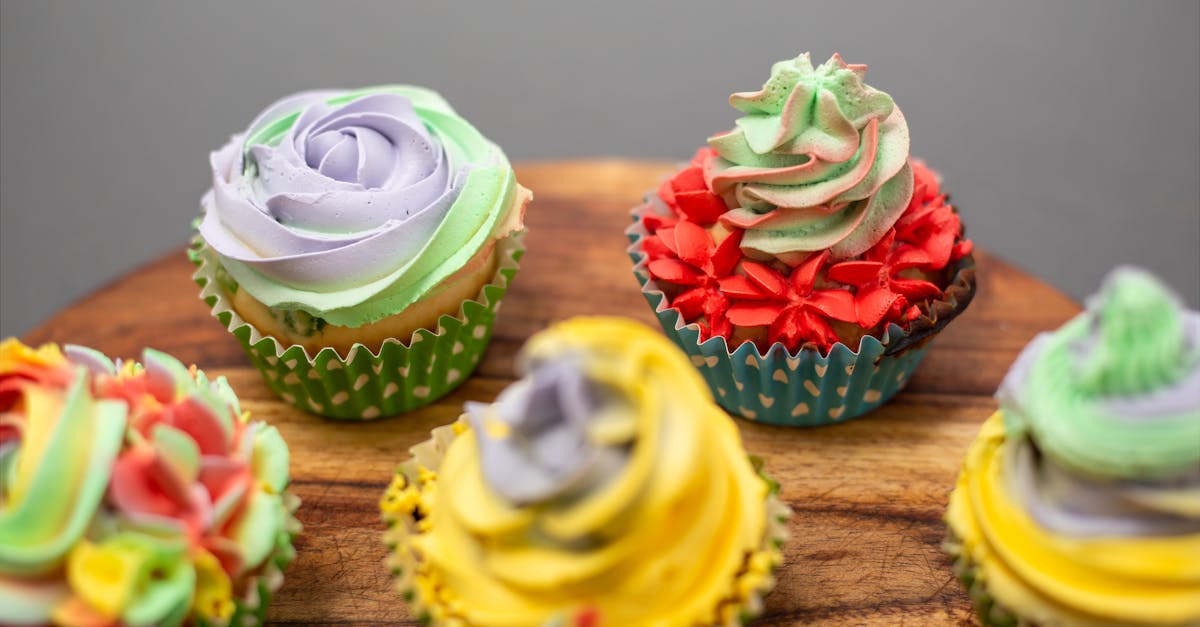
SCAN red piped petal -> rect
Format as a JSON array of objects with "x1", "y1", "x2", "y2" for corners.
[
  {"x1": 742, "y1": 261, "x2": 788, "y2": 297},
  {"x1": 647, "y1": 259, "x2": 705, "y2": 286},
  {"x1": 863, "y1": 230, "x2": 896, "y2": 263},
  {"x1": 791, "y1": 250, "x2": 830, "y2": 293},
  {"x1": 891, "y1": 277, "x2": 943, "y2": 302},
  {"x1": 641, "y1": 212, "x2": 677, "y2": 233},
  {"x1": 710, "y1": 230, "x2": 744, "y2": 278},
  {"x1": 670, "y1": 167, "x2": 708, "y2": 194},
  {"x1": 657, "y1": 177, "x2": 676, "y2": 208},
  {"x1": 768, "y1": 308, "x2": 809, "y2": 348},
  {"x1": 807, "y1": 289, "x2": 857, "y2": 322},
  {"x1": 718, "y1": 275, "x2": 768, "y2": 300},
  {"x1": 672, "y1": 220, "x2": 714, "y2": 270},
  {"x1": 799, "y1": 309, "x2": 841, "y2": 350},
  {"x1": 672, "y1": 288, "x2": 708, "y2": 320},
  {"x1": 727, "y1": 302, "x2": 784, "y2": 327},
  {"x1": 673, "y1": 190, "x2": 728, "y2": 226},
  {"x1": 657, "y1": 226, "x2": 679, "y2": 256},
  {"x1": 891, "y1": 245, "x2": 930, "y2": 270},
  {"x1": 641, "y1": 235, "x2": 673, "y2": 261},
  {"x1": 828, "y1": 260, "x2": 884, "y2": 285},
  {"x1": 855, "y1": 285, "x2": 904, "y2": 328}
]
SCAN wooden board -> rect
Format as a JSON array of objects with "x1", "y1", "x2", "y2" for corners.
[{"x1": 23, "y1": 160, "x2": 1081, "y2": 625}]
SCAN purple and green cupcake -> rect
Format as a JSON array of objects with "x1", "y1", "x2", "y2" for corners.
[{"x1": 193, "y1": 85, "x2": 529, "y2": 419}]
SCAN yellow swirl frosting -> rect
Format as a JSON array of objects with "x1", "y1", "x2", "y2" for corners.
[
  {"x1": 381, "y1": 317, "x2": 789, "y2": 626},
  {"x1": 946, "y1": 413, "x2": 1200, "y2": 626}
]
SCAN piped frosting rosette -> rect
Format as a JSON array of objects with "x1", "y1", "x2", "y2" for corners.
[
  {"x1": 192, "y1": 85, "x2": 528, "y2": 418},
  {"x1": 628, "y1": 53, "x2": 975, "y2": 426},
  {"x1": 945, "y1": 267, "x2": 1200, "y2": 626},
  {"x1": 380, "y1": 317, "x2": 790, "y2": 626},
  {"x1": 706, "y1": 53, "x2": 913, "y2": 263},
  {"x1": 0, "y1": 339, "x2": 299, "y2": 626}
]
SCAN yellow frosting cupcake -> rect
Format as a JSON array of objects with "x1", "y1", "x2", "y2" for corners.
[
  {"x1": 945, "y1": 268, "x2": 1200, "y2": 626},
  {"x1": 380, "y1": 317, "x2": 790, "y2": 626}
]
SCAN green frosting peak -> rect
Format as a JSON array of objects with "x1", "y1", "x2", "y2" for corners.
[
  {"x1": 730, "y1": 53, "x2": 895, "y2": 161},
  {"x1": 999, "y1": 266, "x2": 1200, "y2": 480},
  {"x1": 1075, "y1": 267, "x2": 1192, "y2": 396},
  {"x1": 705, "y1": 53, "x2": 913, "y2": 261}
]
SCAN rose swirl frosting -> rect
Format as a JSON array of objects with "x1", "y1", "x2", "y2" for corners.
[
  {"x1": 199, "y1": 85, "x2": 526, "y2": 327},
  {"x1": 704, "y1": 53, "x2": 913, "y2": 262}
]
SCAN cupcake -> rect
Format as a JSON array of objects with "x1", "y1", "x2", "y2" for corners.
[
  {"x1": 0, "y1": 339, "x2": 299, "y2": 626},
  {"x1": 193, "y1": 85, "x2": 530, "y2": 419},
  {"x1": 627, "y1": 53, "x2": 975, "y2": 426},
  {"x1": 944, "y1": 267, "x2": 1200, "y2": 626},
  {"x1": 380, "y1": 317, "x2": 790, "y2": 626}
]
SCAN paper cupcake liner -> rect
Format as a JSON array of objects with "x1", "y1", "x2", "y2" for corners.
[
  {"x1": 189, "y1": 233, "x2": 524, "y2": 420},
  {"x1": 944, "y1": 530, "x2": 1023, "y2": 627},
  {"x1": 196, "y1": 493, "x2": 301, "y2": 627},
  {"x1": 380, "y1": 421, "x2": 791, "y2": 627},
  {"x1": 626, "y1": 209, "x2": 974, "y2": 427}
]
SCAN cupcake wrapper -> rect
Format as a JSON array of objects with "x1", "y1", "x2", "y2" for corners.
[
  {"x1": 626, "y1": 208, "x2": 974, "y2": 427},
  {"x1": 190, "y1": 234, "x2": 525, "y2": 420},
  {"x1": 944, "y1": 530, "x2": 1022, "y2": 627},
  {"x1": 381, "y1": 422, "x2": 790, "y2": 627}
]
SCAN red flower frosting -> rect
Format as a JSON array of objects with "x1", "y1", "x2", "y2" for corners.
[
  {"x1": 644, "y1": 221, "x2": 743, "y2": 341},
  {"x1": 656, "y1": 148, "x2": 727, "y2": 226},
  {"x1": 639, "y1": 154, "x2": 971, "y2": 351},
  {"x1": 725, "y1": 251, "x2": 856, "y2": 351}
]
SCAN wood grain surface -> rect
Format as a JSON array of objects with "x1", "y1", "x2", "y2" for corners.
[{"x1": 23, "y1": 160, "x2": 1082, "y2": 626}]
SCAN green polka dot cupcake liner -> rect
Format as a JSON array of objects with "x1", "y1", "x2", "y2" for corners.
[
  {"x1": 627, "y1": 216, "x2": 950, "y2": 427},
  {"x1": 190, "y1": 233, "x2": 524, "y2": 420}
]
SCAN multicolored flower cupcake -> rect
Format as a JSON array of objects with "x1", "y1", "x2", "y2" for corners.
[
  {"x1": 945, "y1": 267, "x2": 1200, "y2": 626},
  {"x1": 627, "y1": 53, "x2": 975, "y2": 426},
  {"x1": 0, "y1": 339, "x2": 299, "y2": 626},
  {"x1": 380, "y1": 317, "x2": 790, "y2": 626},
  {"x1": 193, "y1": 85, "x2": 529, "y2": 419}
]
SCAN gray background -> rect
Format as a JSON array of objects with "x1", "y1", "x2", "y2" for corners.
[{"x1": 2, "y1": 1, "x2": 1198, "y2": 338}]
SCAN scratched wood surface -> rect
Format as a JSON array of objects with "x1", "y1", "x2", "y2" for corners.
[{"x1": 24, "y1": 160, "x2": 1081, "y2": 626}]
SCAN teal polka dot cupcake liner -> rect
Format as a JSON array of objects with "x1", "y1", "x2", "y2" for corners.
[
  {"x1": 190, "y1": 233, "x2": 524, "y2": 420},
  {"x1": 626, "y1": 212, "x2": 973, "y2": 427}
]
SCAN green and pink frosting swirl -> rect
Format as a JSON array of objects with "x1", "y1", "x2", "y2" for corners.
[
  {"x1": 0, "y1": 340, "x2": 296, "y2": 626},
  {"x1": 704, "y1": 53, "x2": 913, "y2": 262}
]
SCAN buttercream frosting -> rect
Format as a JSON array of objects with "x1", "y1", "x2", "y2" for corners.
[
  {"x1": 199, "y1": 85, "x2": 525, "y2": 327},
  {"x1": 704, "y1": 53, "x2": 912, "y2": 261},
  {"x1": 381, "y1": 317, "x2": 787, "y2": 626},
  {"x1": 635, "y1": 54, "x2": 973, "y2": 355},
  {"x1": 945, "y1": 267, "x2": 1200, "y2": 625},
  {"x1": 0, "y1": 339, "x2": 296, "y2": 626}
]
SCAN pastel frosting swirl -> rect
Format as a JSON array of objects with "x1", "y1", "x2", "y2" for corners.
[
  {"x1": 705, "y1": 53, "x2": 912, "y2": 261},
  {"x1": 0, "y1": 340, "x2": 294, "y2": 626},
  {"x1": 945, "y1": 268, "x2": 1200, "y2": 626},
  {"x1": 998, "y1": 266, "x2": 1200, "y2": 481},
  {"x1": 383, "y1": 317, "x2": 783, "y2": 626},
  {"x1": 199, "y1": 85, "x2": 525, "y2": 327},
  {"x1": 0, "y1": 344, "x2": 126, "y2": 580}
]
